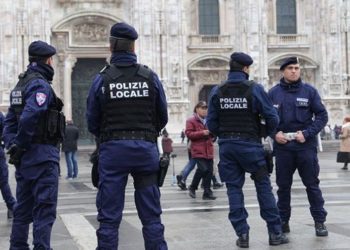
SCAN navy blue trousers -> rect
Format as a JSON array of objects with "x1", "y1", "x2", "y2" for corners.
[
  {"x1": 10, "y1": 161, "x2": 58, "y2": 250},
  {"x1": 275, "y1": 148, "x2": 327, "y2": 223},
  {"x1": 96, "y1": 163, "x2": 167, "y2": 250},
  {"x1": 218, "y1": 140, "x2": 282, "y2": 236}
]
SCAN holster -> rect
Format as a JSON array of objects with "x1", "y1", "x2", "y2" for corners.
[
  {"x1": 8, "y1": 145, "x2": 26, "y2": 166},
  {"x1": 157, "y1": 156, "x2": 170, "y2": 187},
  {"x1": 90, "y1": 148, "x2": 99, "y2": 188},
  {"x1": 264, "y1": 149, "x2": 274, "y2": 174},
  {"x1": 91, "y1": 162, "x2": 99, "y2": 188}
]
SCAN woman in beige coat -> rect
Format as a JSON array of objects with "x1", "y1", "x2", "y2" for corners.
[{"x1": 337, "y1": 116, "x2": 350, "y2": 170}]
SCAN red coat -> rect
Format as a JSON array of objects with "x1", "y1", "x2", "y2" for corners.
[
  {"x1": 161, "y1": 136, "x2": 173, "y2": 153},
  {"x1": 185, "y1": 115, "x2": 214, "y2": 159}
]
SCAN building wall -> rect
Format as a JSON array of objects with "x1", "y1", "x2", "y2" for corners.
[{"x1": 0, "y1": 0, "x2": 350, "y2": 138}]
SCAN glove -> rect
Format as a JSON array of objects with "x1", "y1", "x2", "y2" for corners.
[{"x1": 7, "y1": 144, "x2": 26, "y2": 166}]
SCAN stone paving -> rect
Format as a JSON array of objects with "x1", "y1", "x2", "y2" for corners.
[{"x1": 1, "y1": 143, "x2": 350, "y2": 249}]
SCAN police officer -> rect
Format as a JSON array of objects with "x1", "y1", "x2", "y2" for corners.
[
  {"x1": 268, "y1": 57, "x2": 329, "y2": 237},
  {"x1": 0, "y1": 112, "x2": 16, "y2": 219},
  {"x1": 207, "y1": 52, "x2": 289, "y2": 247},
  {"x1": 86, "y1": 22, "x2": 168, "y2": 249},
  {"x1": 3, "y1": 40, "x2": 64, "y2": 250}
]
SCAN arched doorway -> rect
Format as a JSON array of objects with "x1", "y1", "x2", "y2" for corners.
[
  {"x1": 71, "y1": 58, "x2": 106, "y2": 144},
  {"x1": 188, "y1": 56, "x2": 229, "y2": 112},
  {"x1": 199, "y1": 85, "x2": 215, "y2": 102},
  {"x1": 268, "y1": 56, "x2": 317, "y2": 89}
]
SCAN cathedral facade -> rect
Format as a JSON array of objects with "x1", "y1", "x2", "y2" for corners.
[{"x1": 0, "y1": 0, "x2": 349, "y2": 142}]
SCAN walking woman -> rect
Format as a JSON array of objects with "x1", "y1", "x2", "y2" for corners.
[{"x1": 337, "y1": 116, "x2": 350, "y2": 170}]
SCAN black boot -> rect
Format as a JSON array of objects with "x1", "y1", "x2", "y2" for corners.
[
  {"x1": 315, "y1": 222, "x2": 328, "y2": 237},
  {"x1": 236, "y1": 233, "x2": 249, "y2": 248},
  {"x1": 188, "y1": 186, "x2": 196, "y2": 198},
  {"x1": 282, "y1": 221, "x2": 290, "y2": 233},
  {"x1": 342, "y1": 163, "x2": 348, "y2": 170},
  {"x1": 202, "y1": 189, "x2": 216, "y2": 200},
  {"x1": 269, "y1": 232, "x2": 289, "y2": 245}
]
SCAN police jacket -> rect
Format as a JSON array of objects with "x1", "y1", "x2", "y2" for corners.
[
  {"x1": 207, "y1": 71, "x2": 279, "y2": 144},
  {"x1": 268, "y1": 78, "x2": 328, "y2": 150},
  {"x1": 185, "y1": 114, "x2": 214, "y2": 159},
  {"x1": 3, "y1": 63, "x2": 61, "y2": 166},
  {"x1": 0, "y1": 112, "x2": 5, "y2": 154},
  {"x1": 86, "y1": 52, "x2": 168, "y2": 166}
]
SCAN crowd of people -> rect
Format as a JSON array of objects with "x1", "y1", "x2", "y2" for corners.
[{"x1": 0, "y1": 21, "x2": 348, "y2": 250}]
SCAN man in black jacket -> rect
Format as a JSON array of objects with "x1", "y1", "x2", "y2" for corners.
[{"x1": 62, "y1": 120, "x2": 79, "y2": 179}]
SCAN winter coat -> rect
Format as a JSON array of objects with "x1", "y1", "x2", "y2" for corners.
[
  {"x1": 185, "y1": 114, "x2": 214, "y2": 159},
  {"x1": 339, "y1": 123, "x2": 350, "y2": 152},
  {"x1": 61, "y1": 124, "x2": 79, "y2": 152},
  {"x1": 161, "y1": 136, "x2": 173, "y2": 154}
]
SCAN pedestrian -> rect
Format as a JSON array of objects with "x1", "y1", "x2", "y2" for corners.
[
  {"x1": 86, "y1": 22, "x2": 168, "y2": 249},
  {"x1": 268, "y1": 56, "x2": 329, "y2": 237},
  {"x1": 186, "y1": 101, "x2": 216, "y2": 200},
  {"x1": 0, "y1": 112, "x2": 16, "y2": 219},
  {"x1": 161, "y1": 129, "x2": 173, "y2": 159},
  {"x1": 207, "y1": 52, "x2": 288, "y2": 247},
  {"x1": 324, "y1": 124, "x2": 332, "y2": 140},
  {"x1": 334, "y1": 124, "x2": 342, "y2": 139},
  {"x1": 3, "y1": 40, "x2": 64, "y2": 249},
  {"x1": 180, "y1": 129, "x2": 185, "y2": 143},
  {"x1": 62, "y1": 120, "x2": 79, "y2": 179},
  {"x1": 176, "y1": 139, "x2": 195, "y2": 190},
  {"x1": 337, "y1": 116, "x2": 350, "y2": 170}
]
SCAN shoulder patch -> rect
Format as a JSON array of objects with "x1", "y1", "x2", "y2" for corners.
[{"x1": 36, "y1": 92, "x2": 47, "y2": 106}]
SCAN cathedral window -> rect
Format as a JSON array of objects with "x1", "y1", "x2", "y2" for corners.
[
  {"x1": 199, "y1": 0, "x2": 220, "y2": 35},
  {"x1": 276, "y1": 0, "x2": 297, "y2": 34}
]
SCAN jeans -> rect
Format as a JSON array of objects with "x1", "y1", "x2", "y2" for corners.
[
  {"x1": 180, "y1": 158, "x2": 196, "y2": 181},
  {"x1": 65, "y1": 151, "x2": 78, "y2": 178}
]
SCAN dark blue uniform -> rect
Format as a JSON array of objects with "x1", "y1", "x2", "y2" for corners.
[
  {"x1": 3, "y1": 41, "x2": 61, "y2": 250},
  {"x1": 207, "y1": 70, "x2": 283, "y2": 238},
  {"x1": 268, "y1": 78, "x2": 328, "y2": 224},
  {"x1": 0, "y1": 112, "x2": 16, "y2": 214},
  {"x1": 86, "y1": 50, "x2": 168, "y2": 249}
]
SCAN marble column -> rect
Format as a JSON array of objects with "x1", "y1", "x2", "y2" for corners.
[{"x1": 63, "y1": 55, "x2": 77, "y2": 121}]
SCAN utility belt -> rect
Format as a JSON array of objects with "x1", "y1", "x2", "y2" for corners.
[
  {"x1": 219, "y1": 132, "x2": 261, "y2": 143},
  {"x1": 100, "y1": 130, "x2": 158, "y2": 143},
  {"x1": 31, "y1": 137, "x2": 60, "y2": 147}
]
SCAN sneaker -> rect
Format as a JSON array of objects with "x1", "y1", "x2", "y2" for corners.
[
  {"x1": 236, "y1": 233, "x2": 249, "y2": 248},
  {"x1": 176, "y1": 175, "x2": 187, "y2": 190},
  {"x1": 7, "y1": 209, "x2": 13, "y2": 219},
  {"x1": 269, "y1": 232, "x2": 289, "y2": 246},
  {"x1": 213, "y1": 182, "x2": 224, "y2": 189},
  {"x1": 282, "y1": 221, "x2": 290, "y2": 233},
  {"x1": 188, "y1": 187, "x2": 196, "y2": 198},
  {"x1": 315, "y1": 222, "x2": 328, "y2": 237}
]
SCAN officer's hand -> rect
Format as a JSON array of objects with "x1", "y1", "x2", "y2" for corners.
[
  {"x1": 295, "y1": 130, "x2": 306, "y2": 143},
  {"x1": 275, "y1": 131, "x2": 288, "y2": 144}
]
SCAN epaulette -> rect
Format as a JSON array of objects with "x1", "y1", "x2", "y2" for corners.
[
  {"x1": 137, "y1": 64, "x2": 152, "y2": 80},
  {"x1": 102, "y1": 64, "x2": 123, "y2": 80}
]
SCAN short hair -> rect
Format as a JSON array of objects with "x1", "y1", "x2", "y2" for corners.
[
  {"x1": 193, "y1": 101, "x2": 208, "y2": 112},
  {"x1": 229, "y1": 60, "x2": 245, "y2": 71},
  {"x1": 109, "y1": 37, "x2": 134, "y2": 52}
]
